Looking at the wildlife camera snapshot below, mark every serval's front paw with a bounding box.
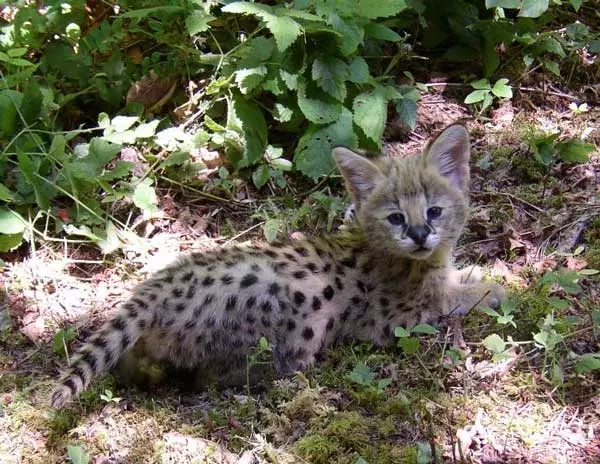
[479,282,506,309]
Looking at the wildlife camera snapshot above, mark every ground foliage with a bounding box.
[1,0,600,463]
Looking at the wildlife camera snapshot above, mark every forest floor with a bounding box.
[1,86,600,464]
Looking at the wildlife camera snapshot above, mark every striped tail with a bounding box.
[50,297,153,409]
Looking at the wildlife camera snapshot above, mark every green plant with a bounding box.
[52,327,78,360]
[394,323,439,355]
[246,336,273,395]
[67,445,90,464]
[464,78,512,112]
[99,388,123,405]
[348,361,392,394]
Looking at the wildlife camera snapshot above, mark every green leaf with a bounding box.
[353,87,387,144]
[311,57,348,101]
[17,151,51,210]
[134,120,160,139]
[485,0,521,7]
[294,107,357,179]
[575,353,600,374]
[328,14,364,56]
[67,445,90,464]
[101,161,134,181]
[227,94,268,168]
[491,79,512,98]
[273,103,294,122]
[20,81,43,125]
[363,23,401,42]
[0,90,21,137]
[235,66,268,95]
[348,57,370,83]
[7,48,27,58]
[483,333,506,353]
[357,0,408,18]
[349,362,375,385]
[480,306,501,317]
[222,3,303,52]
[0,183,16,202]
[556,140,595,163]
[0,209,26,234]
[518,0,549,17]
[411,323,439,334]
[464,89,489,104]
[132,178,159,219]
[543,60,560,76]
[395,98,417,130]
[394,326,411,338]
[592,308,600,328]
[569,0,583,11]
[263,218,280,243]
[185,10,215,35]
[555,271,582,294]
[252,165,271,189]
[53,327,77,358]
[470,79,490,90]
[399,336,420,354]
[122,6,186,18]
[0,233,23,252]
[548,297,569,310]
[297,78,342,124]
[110,115,138,132]
[68,138,121,179]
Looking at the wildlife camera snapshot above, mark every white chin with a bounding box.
[409,248,433,259]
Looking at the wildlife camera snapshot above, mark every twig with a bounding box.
[223,221,265,246]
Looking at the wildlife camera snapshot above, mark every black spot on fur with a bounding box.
[341,308,351,322]
[383,324,391,337]
[380,297,389,307]
[261,301,273,313]
[246,314,256,324]
[175,303,186,312]
[181,271,195,282]
[112,317,126,331]
[287,320,296,331]
[315,248,325,258]
[356,280,366,293]
[248,327,256,336]
[149,293,158,301]
[341,255,356,268]
[326,318,335,331]
[64,377,77,395]
[186,286,196,299]
[293,291,306,306]
[264,249,278,259]
[302,327,314,340]
[121,331,131,350]
[240,274,258,288]
[205,316,216,327]
[202,276,215,287]
[323,263,332,273]
[269,282,281,295]
[261,315,271,327]
[381,309,390,317]
[312,296,322,311]
[294,246,309,257]
[272,261,289,273]
[126,306,138,319]
[251,263,261,272]
[92,337,107,349]
[323,285,334,300]
[351,295,362,305]
[231,321,241,331]
[226,295,238,311]
[293,270,307,279]
[361,260,376,274]
[132,298,148,310]
[306,262,318,273]
[203,294,215,306]
[82,351,98,374]
[233,339,244,348]
[283,252,297,262]
[138,319,147,330]
[335,277,344,290]
[247,296,256,309]
[165,318,175,327]
[172,288,183,298]
[221,274,234,285]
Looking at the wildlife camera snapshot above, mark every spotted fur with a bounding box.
[51,123,505,408]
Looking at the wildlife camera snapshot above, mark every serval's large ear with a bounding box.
[425,124,470,192]
[332,147,384,209]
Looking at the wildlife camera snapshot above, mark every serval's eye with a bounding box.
[427,207,442,221]
[387,213,405,226]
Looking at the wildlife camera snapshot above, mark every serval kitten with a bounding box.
[51,123,505,408]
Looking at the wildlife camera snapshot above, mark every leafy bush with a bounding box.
[0,0,597,250]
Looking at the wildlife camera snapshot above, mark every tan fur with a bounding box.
[50,123,505,408]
